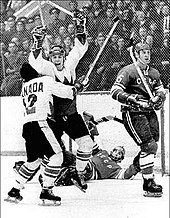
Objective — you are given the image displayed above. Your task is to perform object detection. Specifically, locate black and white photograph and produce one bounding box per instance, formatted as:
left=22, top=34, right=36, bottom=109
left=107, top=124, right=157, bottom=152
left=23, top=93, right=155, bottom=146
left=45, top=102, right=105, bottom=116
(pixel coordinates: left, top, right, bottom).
left=1, top=0, right=169, bottom=218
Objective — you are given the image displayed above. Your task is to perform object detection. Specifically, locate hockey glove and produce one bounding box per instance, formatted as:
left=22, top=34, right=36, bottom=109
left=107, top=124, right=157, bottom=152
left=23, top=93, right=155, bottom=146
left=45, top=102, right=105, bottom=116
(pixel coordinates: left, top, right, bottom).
left=31, top=25, right=47, bottom=50
left=126, top=94, right=150, bottom=109
left=73, top=10, right=86, bottom=35
left=73, top=75, right=88, bottom=95
left=150, top=92, right=166, bottom=110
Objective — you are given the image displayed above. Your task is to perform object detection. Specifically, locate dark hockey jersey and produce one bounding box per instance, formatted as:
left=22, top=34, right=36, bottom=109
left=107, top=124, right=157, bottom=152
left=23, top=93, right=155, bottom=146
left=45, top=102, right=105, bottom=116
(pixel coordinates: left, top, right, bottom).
left=111, top=63, right=163, bottom=101
left=91, top=150, right=121, bottom=179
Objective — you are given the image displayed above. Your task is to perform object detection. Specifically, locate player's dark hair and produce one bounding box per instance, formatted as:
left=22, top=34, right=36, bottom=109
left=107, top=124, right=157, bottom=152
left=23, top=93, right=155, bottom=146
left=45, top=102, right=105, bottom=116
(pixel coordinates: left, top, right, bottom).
left=20, top=62, right=39, bottom=82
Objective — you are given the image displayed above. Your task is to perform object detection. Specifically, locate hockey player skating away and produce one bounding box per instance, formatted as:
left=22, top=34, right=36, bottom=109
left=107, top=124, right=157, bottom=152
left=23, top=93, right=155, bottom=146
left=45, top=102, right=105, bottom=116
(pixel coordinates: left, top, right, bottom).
left=110, top=43, right=166, bottom=197
left=5, top=62, right=78, bottom=205
left=28, top=11, right=94, bottom=192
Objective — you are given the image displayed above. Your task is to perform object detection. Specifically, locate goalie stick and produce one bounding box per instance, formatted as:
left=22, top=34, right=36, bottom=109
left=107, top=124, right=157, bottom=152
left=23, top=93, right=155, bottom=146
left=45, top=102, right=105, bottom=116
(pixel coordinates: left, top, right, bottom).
left=82, top=16, right=120, bottom=86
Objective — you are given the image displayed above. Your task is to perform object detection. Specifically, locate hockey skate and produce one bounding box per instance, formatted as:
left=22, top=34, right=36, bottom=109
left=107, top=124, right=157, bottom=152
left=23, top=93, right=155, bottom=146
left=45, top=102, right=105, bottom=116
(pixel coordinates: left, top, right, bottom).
left=71, top=171, right=87, bottom=193
left=143, top=178, right=163, bottom=197
left=39, top=188, right=61, bottom=206
left=4, top=187, right=23, bottom=203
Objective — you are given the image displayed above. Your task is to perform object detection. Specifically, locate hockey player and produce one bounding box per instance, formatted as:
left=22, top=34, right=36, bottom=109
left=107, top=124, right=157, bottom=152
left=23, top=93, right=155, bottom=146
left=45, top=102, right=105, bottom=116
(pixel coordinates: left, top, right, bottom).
left=28, top=11, right=94, bottom=191
left=110, top=42, right=166, bottom=197
left=5, top=62, right=79, bottom=205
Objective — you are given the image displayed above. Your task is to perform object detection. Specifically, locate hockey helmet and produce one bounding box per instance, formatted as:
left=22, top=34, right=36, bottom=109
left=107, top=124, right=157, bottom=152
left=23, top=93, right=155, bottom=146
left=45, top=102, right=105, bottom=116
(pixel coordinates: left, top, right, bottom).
left=110, top=146, right=125, bottom=162
left=20, top=62, right=39, bottom=82
left=135, top=42, right=150, bottom=53
left=49, top=45, right=65, bottom=57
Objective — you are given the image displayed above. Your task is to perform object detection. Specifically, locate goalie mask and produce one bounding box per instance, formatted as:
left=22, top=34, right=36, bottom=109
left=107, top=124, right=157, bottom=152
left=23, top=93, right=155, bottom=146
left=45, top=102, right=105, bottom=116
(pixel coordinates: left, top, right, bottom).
left=49, top=45, right=66, bottom=71
left=109, top=146, right=125, bottom=163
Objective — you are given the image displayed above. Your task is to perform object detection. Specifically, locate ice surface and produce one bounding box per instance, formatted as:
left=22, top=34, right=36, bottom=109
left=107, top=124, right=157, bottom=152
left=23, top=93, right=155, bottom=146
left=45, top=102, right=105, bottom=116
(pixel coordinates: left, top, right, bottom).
left=1, top=156, right=169, bottom=218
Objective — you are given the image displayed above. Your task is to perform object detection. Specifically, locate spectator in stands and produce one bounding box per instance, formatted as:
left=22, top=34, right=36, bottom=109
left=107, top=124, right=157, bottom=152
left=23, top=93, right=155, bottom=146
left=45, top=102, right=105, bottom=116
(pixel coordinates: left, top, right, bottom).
left=33, top=14, right=41, bottom=27
left=114, top=0, right=124, bottom=18
left=63, top=35, right=74, bottom=56
left=160, top=37, right=169, bottom=88
left=25, top=17, right=35, bottom=32
left=65, top=0, right=78, bottom=28
left=87, top=33, right=112, bottom=91
left=133, top=12, right=150, bottom=41
left=17, top=16, right=28, bottom=25
left=48, top=7, right=64, bottom=37
left=148, top=20, right=163, bottom=48
left=109, top=33, right=119, bottom=50
left=67, top=23, right=75, bottom=40
left=11, top=37, right=22, bottom=52
left=160, top=4, right=169, bottom=38
left=4, top=15, right=16, bottom=44
left=97, top=6, right=116, bottom=37
left=0, top=42, right=9, bottom=92
left=0, top=1, right=7, bottom=22
left=1, top=41, right=22, bottom=96
left=150, top=0, right=165, bottom=23
left=53, top=34, right=64, bottom=47
left=139, top=1, right=152, bottom=20
left=13, top=20, right=31, bottom=42
left=58, top=26, right=68, bottom=40
left=20, top=37, right=31, bottom=62
left=103, top=36, right=131, bottom=90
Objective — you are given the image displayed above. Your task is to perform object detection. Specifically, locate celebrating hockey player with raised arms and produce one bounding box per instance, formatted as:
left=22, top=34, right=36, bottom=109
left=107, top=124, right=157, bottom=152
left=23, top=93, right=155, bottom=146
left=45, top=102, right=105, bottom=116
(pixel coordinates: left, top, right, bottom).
left=5, top=62, right=77, bottom=205
left=28, top=10, right=94, bottom=192
left=110, top=42, right=166, bottom=197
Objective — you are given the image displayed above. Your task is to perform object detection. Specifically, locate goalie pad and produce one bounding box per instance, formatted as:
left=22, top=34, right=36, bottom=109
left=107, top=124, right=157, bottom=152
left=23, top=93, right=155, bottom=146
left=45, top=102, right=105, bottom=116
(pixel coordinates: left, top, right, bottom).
left=31, top=25, right=47, bottom=50
left=73, top=10, right=86, bottom=35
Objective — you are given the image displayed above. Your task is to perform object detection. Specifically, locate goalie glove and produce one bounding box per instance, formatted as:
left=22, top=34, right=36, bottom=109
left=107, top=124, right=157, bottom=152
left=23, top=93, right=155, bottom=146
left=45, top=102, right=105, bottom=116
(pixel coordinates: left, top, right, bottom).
left=73, top=10, right=86, bottom=35
left=31, top=25, right=47, bottom=50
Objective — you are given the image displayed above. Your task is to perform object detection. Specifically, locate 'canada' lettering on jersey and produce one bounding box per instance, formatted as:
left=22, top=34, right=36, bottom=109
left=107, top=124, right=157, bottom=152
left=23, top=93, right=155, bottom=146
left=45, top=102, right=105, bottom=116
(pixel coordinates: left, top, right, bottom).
left=21, top=76, right=74, bottom=123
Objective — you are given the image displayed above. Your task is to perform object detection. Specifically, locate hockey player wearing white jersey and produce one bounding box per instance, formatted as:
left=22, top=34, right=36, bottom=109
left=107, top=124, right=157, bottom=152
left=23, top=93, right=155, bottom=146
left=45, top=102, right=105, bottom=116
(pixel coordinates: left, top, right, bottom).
left=29, top=11, right=94, bottom=191
left=5, top=62, right=77, bottom=205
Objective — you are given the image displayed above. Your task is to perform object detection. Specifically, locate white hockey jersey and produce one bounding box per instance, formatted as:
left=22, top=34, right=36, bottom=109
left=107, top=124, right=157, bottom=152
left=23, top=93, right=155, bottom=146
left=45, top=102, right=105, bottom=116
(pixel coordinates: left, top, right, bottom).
left=29, top=38, right=88, bottom=83
left=21, top=76, right=74, bottom=123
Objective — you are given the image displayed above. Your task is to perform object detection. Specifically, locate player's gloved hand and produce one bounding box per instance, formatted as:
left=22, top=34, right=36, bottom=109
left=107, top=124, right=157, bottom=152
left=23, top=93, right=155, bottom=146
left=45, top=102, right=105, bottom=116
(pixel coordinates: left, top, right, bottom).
left=150, top=92, right=166, bottom=110
left=73, top=75, right=89, bottom=95
left=126, top=94, right=150, bottom=108
left=73, top=10, right=86, bottom=35
left=31, top=25, right=47, bottom=50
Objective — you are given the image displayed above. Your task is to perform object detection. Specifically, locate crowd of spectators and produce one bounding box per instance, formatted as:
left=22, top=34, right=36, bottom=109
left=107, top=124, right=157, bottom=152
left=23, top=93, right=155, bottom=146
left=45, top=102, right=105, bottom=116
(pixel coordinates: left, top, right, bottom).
left=0, top=0, right=169, bottom=96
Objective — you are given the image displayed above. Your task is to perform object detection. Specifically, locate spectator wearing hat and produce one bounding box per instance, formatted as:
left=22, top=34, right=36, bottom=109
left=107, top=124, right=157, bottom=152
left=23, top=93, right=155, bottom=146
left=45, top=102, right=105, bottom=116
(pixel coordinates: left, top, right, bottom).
left=33, top=14, right=42, bottom=27
left=48, top=7, right=64, bottom=37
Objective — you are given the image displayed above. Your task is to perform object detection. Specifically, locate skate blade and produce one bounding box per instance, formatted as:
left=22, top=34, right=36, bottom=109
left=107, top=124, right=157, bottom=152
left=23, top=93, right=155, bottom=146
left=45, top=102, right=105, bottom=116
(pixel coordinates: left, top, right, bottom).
left=143, top=191, right=163, bottom=197
left=71, top=178, right=86, bottom=193
left=39, top=199, right=61, bottom=206
left=4, top=196, right=23, bottom=203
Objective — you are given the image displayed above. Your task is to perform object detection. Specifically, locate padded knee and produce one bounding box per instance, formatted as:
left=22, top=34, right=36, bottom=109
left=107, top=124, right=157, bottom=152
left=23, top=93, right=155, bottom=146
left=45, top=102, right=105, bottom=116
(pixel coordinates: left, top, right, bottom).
left=75, top=135, right=93, bottom=152
left=140, top=139, right=158, bottom=155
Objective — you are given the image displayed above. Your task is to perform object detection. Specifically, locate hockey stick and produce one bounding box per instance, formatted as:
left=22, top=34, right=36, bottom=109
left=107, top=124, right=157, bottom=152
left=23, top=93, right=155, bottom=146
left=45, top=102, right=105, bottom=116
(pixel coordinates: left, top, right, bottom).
left=82, top=16, right=120, bottom=86
left=83, top=111, right=123, bottom=125
left=128, top=33, right=154, bottom=100
left=93, top=115, right=123, bottom=125
left=38, top=0, right=50, bottom=54
left=45, top=1, right=73, bottom=16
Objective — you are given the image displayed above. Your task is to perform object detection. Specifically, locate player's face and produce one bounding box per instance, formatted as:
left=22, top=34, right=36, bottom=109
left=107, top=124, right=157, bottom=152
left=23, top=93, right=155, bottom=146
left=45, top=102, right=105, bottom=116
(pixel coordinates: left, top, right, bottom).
left=139, top=49, right=151, bottom=65
left=51, top=54, right=64, bottom=71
